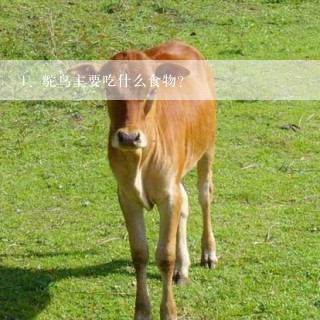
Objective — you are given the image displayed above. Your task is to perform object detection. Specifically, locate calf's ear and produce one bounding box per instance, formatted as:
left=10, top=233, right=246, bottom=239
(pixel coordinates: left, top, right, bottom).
left=155, top=62, right=190, bottom=79
left=68, top=63, right=104, bottom=82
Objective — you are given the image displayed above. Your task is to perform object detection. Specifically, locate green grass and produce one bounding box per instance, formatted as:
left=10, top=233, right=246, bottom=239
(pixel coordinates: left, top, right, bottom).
left=0, top=1, right=320, bottom=319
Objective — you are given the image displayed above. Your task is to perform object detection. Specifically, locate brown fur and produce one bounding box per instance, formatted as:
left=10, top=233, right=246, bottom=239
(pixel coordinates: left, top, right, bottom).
left=108, top=41, right=217, bottom=320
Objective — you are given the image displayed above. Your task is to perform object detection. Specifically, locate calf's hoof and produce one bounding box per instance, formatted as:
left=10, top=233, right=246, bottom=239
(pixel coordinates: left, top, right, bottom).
left=201, top=250, right=218, bottom=269
left=173, top=270, right=188, bottom=285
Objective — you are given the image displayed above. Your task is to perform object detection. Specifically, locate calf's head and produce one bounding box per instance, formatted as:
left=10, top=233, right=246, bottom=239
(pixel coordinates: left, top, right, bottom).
left=69, top=55, right=190, bottom=151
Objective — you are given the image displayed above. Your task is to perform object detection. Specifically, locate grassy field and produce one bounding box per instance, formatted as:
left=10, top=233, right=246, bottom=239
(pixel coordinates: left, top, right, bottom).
left=0, top=1, right=319, bottom=319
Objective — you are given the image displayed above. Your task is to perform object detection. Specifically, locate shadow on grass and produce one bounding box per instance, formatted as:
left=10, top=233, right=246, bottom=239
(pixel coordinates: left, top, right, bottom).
left=0, top=257, right=160, bottom=319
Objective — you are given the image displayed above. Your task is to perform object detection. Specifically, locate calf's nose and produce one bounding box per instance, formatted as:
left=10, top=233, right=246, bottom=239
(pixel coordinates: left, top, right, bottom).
left=118, top=130, right=141, bottom=146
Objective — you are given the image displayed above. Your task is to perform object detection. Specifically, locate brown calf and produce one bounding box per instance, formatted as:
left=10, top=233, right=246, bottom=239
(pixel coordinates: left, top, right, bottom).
left=70, top=40, right=217, bottom=320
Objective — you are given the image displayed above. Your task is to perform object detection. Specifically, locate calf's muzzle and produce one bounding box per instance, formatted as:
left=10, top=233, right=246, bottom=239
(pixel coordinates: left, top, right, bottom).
left=113, top=129, right=147, bottom=150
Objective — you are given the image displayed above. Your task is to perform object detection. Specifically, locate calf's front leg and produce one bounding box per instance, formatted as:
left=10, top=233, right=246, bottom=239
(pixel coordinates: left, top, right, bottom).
left=118, top=189, right=151, bottom=320
left=156, top=185, right=182, bottom=320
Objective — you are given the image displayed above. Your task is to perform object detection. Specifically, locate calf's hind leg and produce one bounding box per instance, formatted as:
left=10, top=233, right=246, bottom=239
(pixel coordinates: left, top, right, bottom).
left=197, top=151, right=218, bottom=269
left=174, top=183, right=191, bottom=285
